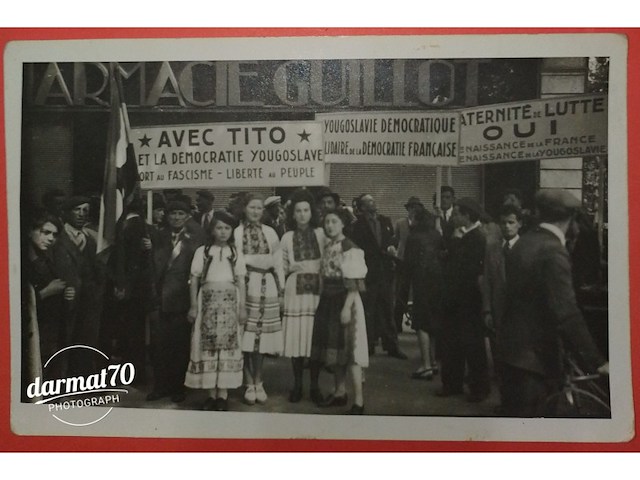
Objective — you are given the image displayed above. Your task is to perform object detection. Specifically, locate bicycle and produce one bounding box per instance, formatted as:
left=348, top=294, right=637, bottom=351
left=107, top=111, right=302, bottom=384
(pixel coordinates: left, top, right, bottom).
left=542, top=353, right=611, bottom=418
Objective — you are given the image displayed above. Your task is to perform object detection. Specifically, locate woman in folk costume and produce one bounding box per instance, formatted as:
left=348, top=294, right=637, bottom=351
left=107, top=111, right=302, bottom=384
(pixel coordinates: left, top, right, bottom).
left=311, top=208, right=369, bottom=415
left=280, top=188, right=326, bottom=404
left=185, top=210, right=246, bottom=411
left=234, top=193, right=284, bottom=405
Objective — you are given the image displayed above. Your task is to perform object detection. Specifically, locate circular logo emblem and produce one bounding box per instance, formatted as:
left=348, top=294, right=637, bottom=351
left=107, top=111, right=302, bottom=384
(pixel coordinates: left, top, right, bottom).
left=25, top=345, right=135, bottom=427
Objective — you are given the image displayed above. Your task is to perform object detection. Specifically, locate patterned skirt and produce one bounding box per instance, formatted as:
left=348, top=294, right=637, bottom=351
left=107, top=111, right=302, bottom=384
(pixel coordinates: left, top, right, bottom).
left=310, top=279, right=368, bottom=368
left=241, top=268, right=283, bottom=354
left=184, top=281, right=243, bottom=390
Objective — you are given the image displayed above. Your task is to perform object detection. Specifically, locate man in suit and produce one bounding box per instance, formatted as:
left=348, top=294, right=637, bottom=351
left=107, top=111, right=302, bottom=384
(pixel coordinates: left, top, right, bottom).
left=350, top=194, right=406, bottom=359
left=434, top=186, right=456, bottom=248
left=482, top=203, right=523, bottom=343
left=109, top=195, right=154, bottom=384
left=392, top=196, right=425, bottom=332
left=147, top=200, right=203, bottom=403
left=438, top=197, right=490, bottom=402
left=195, top=190, right=215, bottom=232
left=51, top=196, right=105, bottom=376
left=499, top=190, right=608, bottom=417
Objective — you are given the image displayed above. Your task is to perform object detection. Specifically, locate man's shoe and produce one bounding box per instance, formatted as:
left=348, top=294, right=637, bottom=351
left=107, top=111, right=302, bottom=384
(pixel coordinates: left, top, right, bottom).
left=171, top=392, right=186, bottom=403
left=435, top=388, right=464, bottom=397
left=145, top=391, right=166, bottom=401
left=288, top=387, right=303, bottom=403
left=467, top=392, right=489, bottom=403
left=310, top=388, right=324, bottom=405
left=347, top=404, right=365, bottom=415
left=388, top=349, right=408, bottom=360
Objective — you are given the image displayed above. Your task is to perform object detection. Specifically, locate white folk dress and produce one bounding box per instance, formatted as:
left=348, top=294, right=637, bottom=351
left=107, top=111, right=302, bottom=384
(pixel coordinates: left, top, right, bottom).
left=184, top=245, right=246, bottom=390
left=234, top=222, right=284, bottom=355
left=281, top=227, right=325, bottom=358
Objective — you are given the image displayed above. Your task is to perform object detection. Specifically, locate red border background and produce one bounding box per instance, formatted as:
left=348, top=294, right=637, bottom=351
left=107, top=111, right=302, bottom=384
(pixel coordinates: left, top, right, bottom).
left=0, top=27, right=637, bottom=452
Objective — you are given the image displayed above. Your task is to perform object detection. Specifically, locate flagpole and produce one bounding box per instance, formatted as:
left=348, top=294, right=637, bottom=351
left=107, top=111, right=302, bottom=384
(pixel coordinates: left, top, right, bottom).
left=147, top=190, right=153, bottom=225
left=435, top=166, right=442, bottom=234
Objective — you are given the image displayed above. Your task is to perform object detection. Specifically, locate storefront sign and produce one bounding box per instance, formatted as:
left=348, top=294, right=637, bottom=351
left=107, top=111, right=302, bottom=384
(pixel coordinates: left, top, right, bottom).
left=132, top=121, right=324, bottom=189
left=317, top=111, right=460, bottom=165
left=458, top=94, right=608, bottom=165
left=25, top=60, right=492, bottom=109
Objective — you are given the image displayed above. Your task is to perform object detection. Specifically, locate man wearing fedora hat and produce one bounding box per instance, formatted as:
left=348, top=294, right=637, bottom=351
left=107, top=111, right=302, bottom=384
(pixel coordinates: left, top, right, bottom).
left=499, top=189, right=608, bottom=416
left=438, top=197, right=490, bottom=401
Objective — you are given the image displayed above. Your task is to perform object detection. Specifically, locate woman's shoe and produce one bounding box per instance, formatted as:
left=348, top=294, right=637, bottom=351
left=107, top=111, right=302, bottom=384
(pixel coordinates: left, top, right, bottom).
left=244, top=385, right=256, bottom=405
left=347, top=404, right=365, bottom=415
left=215, top=397, right=228, bottom=411
left=410, top=367, right=434, bottom=381
left=288, top=386, right=303, bottom=403
left=255, top=383, right=268, bottom=404
left=320, top=393, right=348, bottom=407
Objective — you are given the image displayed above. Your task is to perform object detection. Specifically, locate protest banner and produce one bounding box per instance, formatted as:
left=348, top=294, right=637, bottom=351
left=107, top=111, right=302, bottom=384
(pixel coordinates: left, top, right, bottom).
left=131, top=121, right=324, bottom=189
left=458, top=94, right=608, bottom=165
left=317, top=111, right=459, bottom=166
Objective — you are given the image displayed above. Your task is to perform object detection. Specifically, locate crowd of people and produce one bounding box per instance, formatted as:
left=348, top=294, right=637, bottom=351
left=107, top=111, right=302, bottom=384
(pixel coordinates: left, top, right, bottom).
left=21, top=183, right=609, bottom=417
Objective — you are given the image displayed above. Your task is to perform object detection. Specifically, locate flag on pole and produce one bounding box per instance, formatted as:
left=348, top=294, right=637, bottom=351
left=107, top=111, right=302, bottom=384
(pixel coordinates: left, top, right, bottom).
left=97, top=63, right=139, bottom=253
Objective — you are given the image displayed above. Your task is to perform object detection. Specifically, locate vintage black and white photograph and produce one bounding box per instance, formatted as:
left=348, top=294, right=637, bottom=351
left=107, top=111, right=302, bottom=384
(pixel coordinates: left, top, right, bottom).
left=5, top=34, right=632, bottom=441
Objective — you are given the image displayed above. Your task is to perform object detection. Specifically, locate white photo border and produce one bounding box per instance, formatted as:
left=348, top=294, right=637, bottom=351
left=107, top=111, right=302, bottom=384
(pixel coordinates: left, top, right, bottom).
left=5, top=33, right=631, bottom=442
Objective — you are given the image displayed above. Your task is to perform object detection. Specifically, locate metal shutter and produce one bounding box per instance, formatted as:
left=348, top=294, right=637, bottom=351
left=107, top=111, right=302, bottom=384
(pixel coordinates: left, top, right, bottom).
left=328, top=163, right=482, bottom=223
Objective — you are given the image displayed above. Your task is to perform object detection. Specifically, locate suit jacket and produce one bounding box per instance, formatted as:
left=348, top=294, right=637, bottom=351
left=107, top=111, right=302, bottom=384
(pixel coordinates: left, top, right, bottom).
left=51, top=227, right=105, bottom=348
left=443, top=227, right=486, bottom=336
left=51, top=227, right=100, bottom=304
left=153, top=228, right=203, bottom=314
left=350, top=213, right=396, bottom=283
left=500, top=226, right=605, bottom=378
left=110, top=214, right=154, bottom=301
left=481, top=238, right=514, bottom=332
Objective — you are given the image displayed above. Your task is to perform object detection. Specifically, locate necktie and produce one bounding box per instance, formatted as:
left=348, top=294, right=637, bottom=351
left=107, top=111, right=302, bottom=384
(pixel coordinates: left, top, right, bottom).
left=503, top=241, right=511, bottom=258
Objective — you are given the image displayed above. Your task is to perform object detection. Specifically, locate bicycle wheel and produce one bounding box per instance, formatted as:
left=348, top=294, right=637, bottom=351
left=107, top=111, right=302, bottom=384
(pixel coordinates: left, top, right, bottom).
left=543, top=387, right=611, bottom=418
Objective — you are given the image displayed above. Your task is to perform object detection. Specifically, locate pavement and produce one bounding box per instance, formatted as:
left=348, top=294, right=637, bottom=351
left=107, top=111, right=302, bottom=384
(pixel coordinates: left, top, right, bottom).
left=117, top=325, right=502, bottom=417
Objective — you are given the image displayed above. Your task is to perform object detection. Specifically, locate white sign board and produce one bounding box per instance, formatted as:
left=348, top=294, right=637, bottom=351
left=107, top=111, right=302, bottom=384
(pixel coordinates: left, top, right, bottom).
left=131, top=121, right=324, bottom=189
left=317, top=111, right=459, bottom=166
left=458, top=94, right=608, bottom=165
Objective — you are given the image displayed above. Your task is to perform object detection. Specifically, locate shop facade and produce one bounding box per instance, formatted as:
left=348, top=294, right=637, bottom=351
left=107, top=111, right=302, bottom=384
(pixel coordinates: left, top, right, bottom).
left=21, top=57, right=592, bottom=223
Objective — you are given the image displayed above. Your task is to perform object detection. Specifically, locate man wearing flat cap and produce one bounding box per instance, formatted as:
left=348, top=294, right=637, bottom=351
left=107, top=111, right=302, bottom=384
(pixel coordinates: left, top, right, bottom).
left=438, top=197, right=490, bottom=402
left=147, top=200, right=203, bottom=403
left=263, top=195, right=285, bottom=239
left=499, top=189, right=608, bottom=417
left=51, top=196, right=104, bottom=376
